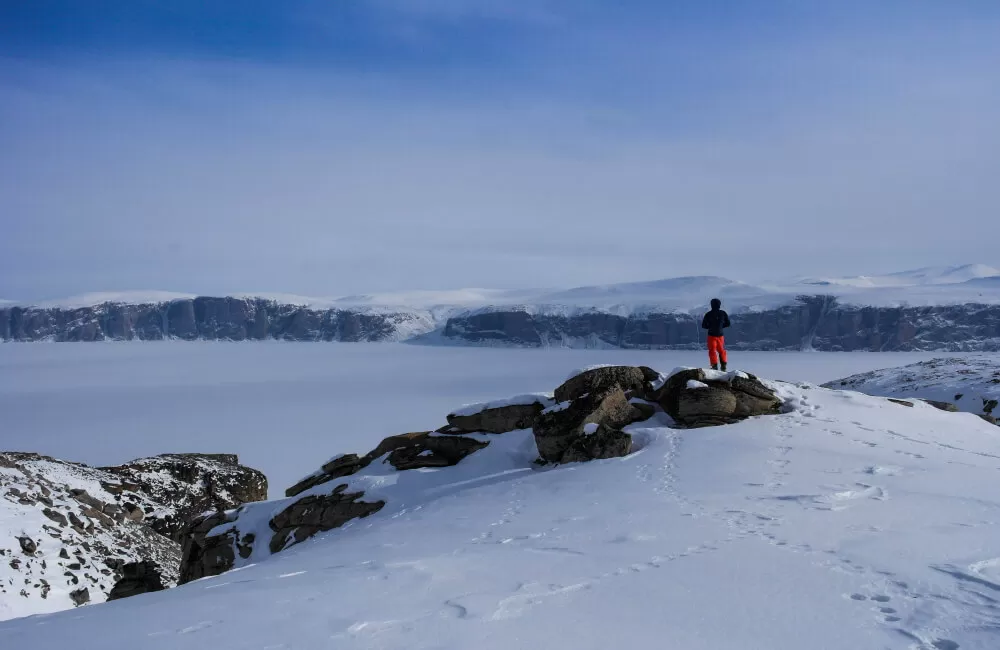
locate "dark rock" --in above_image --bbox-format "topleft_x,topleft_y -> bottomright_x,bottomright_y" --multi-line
100,453 -> 267,541
559,425 -> 633,464
888,398 -> 915,407
69,488 -> 106,510
658,369 -> 781,428
385,434 -> 489,471
984,399 -> 998,416
629,401 -> 657,423
532,388 -> 634,463
446,401 -> 547,434
977,414 -> 998,425
554,366 -> 648,403
122,502 -> 144,523
69,587 -> 90,606
107,561 -> 166,601
68,511 -> 86,531
17,536 -> 37,555
177,511 -> 240,584
287,432 -> 489,497
285,453 -> 366,498
42,508 -> 68,527
268,487 -> 386,554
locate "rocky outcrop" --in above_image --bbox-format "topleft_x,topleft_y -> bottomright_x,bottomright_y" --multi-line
652,369 -> 782,428
107,560 -> 166,601
175,364 -> 786,585
268,488 -> 385,554
180,430 -> 489,583
553,366 -> 657,403
99,454 -> 268,541
559,424 -> 633,464
442,299 -> 1000,351
532,389 -> 636,463
0,297 -> 432,342
284,433 -> 488,498
445,396 -> 554,434
0,451 -> 266,618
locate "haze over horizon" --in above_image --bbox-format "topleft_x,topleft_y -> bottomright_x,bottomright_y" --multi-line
2,1 -> 998,300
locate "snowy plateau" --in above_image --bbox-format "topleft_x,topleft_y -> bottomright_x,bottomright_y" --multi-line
3,264 -> 1000,350
1,344 -> 999,650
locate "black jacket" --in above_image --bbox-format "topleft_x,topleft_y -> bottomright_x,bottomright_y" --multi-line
701,308 -> 731,337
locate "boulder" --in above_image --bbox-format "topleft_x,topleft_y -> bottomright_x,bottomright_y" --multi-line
69,587 -> 90,607
888,398 -> 914,407
446,402 -> 546,434
107,561 -> 166,601
268,486 -> 385,554
286,433 -> 488,497
17,536 -> 37,555
658,369 -> 781,428
123,502 -> 144,523
532,388 -> 635,463
286,454 -> 367,497
42,508 -> 68,526
385,435 -> 489,471
559,424 -> 632,464
554,366 -> 655,403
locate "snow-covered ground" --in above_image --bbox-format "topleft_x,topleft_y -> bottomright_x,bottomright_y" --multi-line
0,343 -> 978,498
1,356 -> 999,649
825,357 -> 1000,416
10,263 -> 1000,314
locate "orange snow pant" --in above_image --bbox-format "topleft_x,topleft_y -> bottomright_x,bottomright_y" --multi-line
707,335 -> 727,366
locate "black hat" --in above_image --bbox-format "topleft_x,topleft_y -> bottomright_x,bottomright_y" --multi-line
710,298 -> 722,309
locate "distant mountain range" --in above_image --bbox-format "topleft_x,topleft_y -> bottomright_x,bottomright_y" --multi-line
2,264 -> 999,350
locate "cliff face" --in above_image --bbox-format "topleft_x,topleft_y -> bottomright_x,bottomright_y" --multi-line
0,297 -> 431,342
442,297 -> 1000,351
3,295 -> 1000,351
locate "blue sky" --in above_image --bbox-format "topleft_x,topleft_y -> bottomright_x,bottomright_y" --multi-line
1,1 -> 998,299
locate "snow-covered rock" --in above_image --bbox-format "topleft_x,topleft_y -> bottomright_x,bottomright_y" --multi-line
446,394 -> 555,434
0,452 -> 266,621
178,364 -> 783,585
823,356 -> 1000,420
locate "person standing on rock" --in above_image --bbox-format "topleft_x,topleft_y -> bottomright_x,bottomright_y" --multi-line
701,298 -> 731,371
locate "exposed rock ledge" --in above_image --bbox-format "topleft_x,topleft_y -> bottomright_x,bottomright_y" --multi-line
177,364 -> 782,583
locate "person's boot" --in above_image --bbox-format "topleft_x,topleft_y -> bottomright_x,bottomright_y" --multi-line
720,361 -> 727,372
711,363 -> 719,371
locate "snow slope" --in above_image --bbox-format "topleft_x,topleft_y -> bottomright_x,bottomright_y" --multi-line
796,264 -> 1000,289
824,356 -> 1000,415
2,371 -> 999,649
12,263 -> 1000,314
0,455 -> 179,621
30,291 -> 198,309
